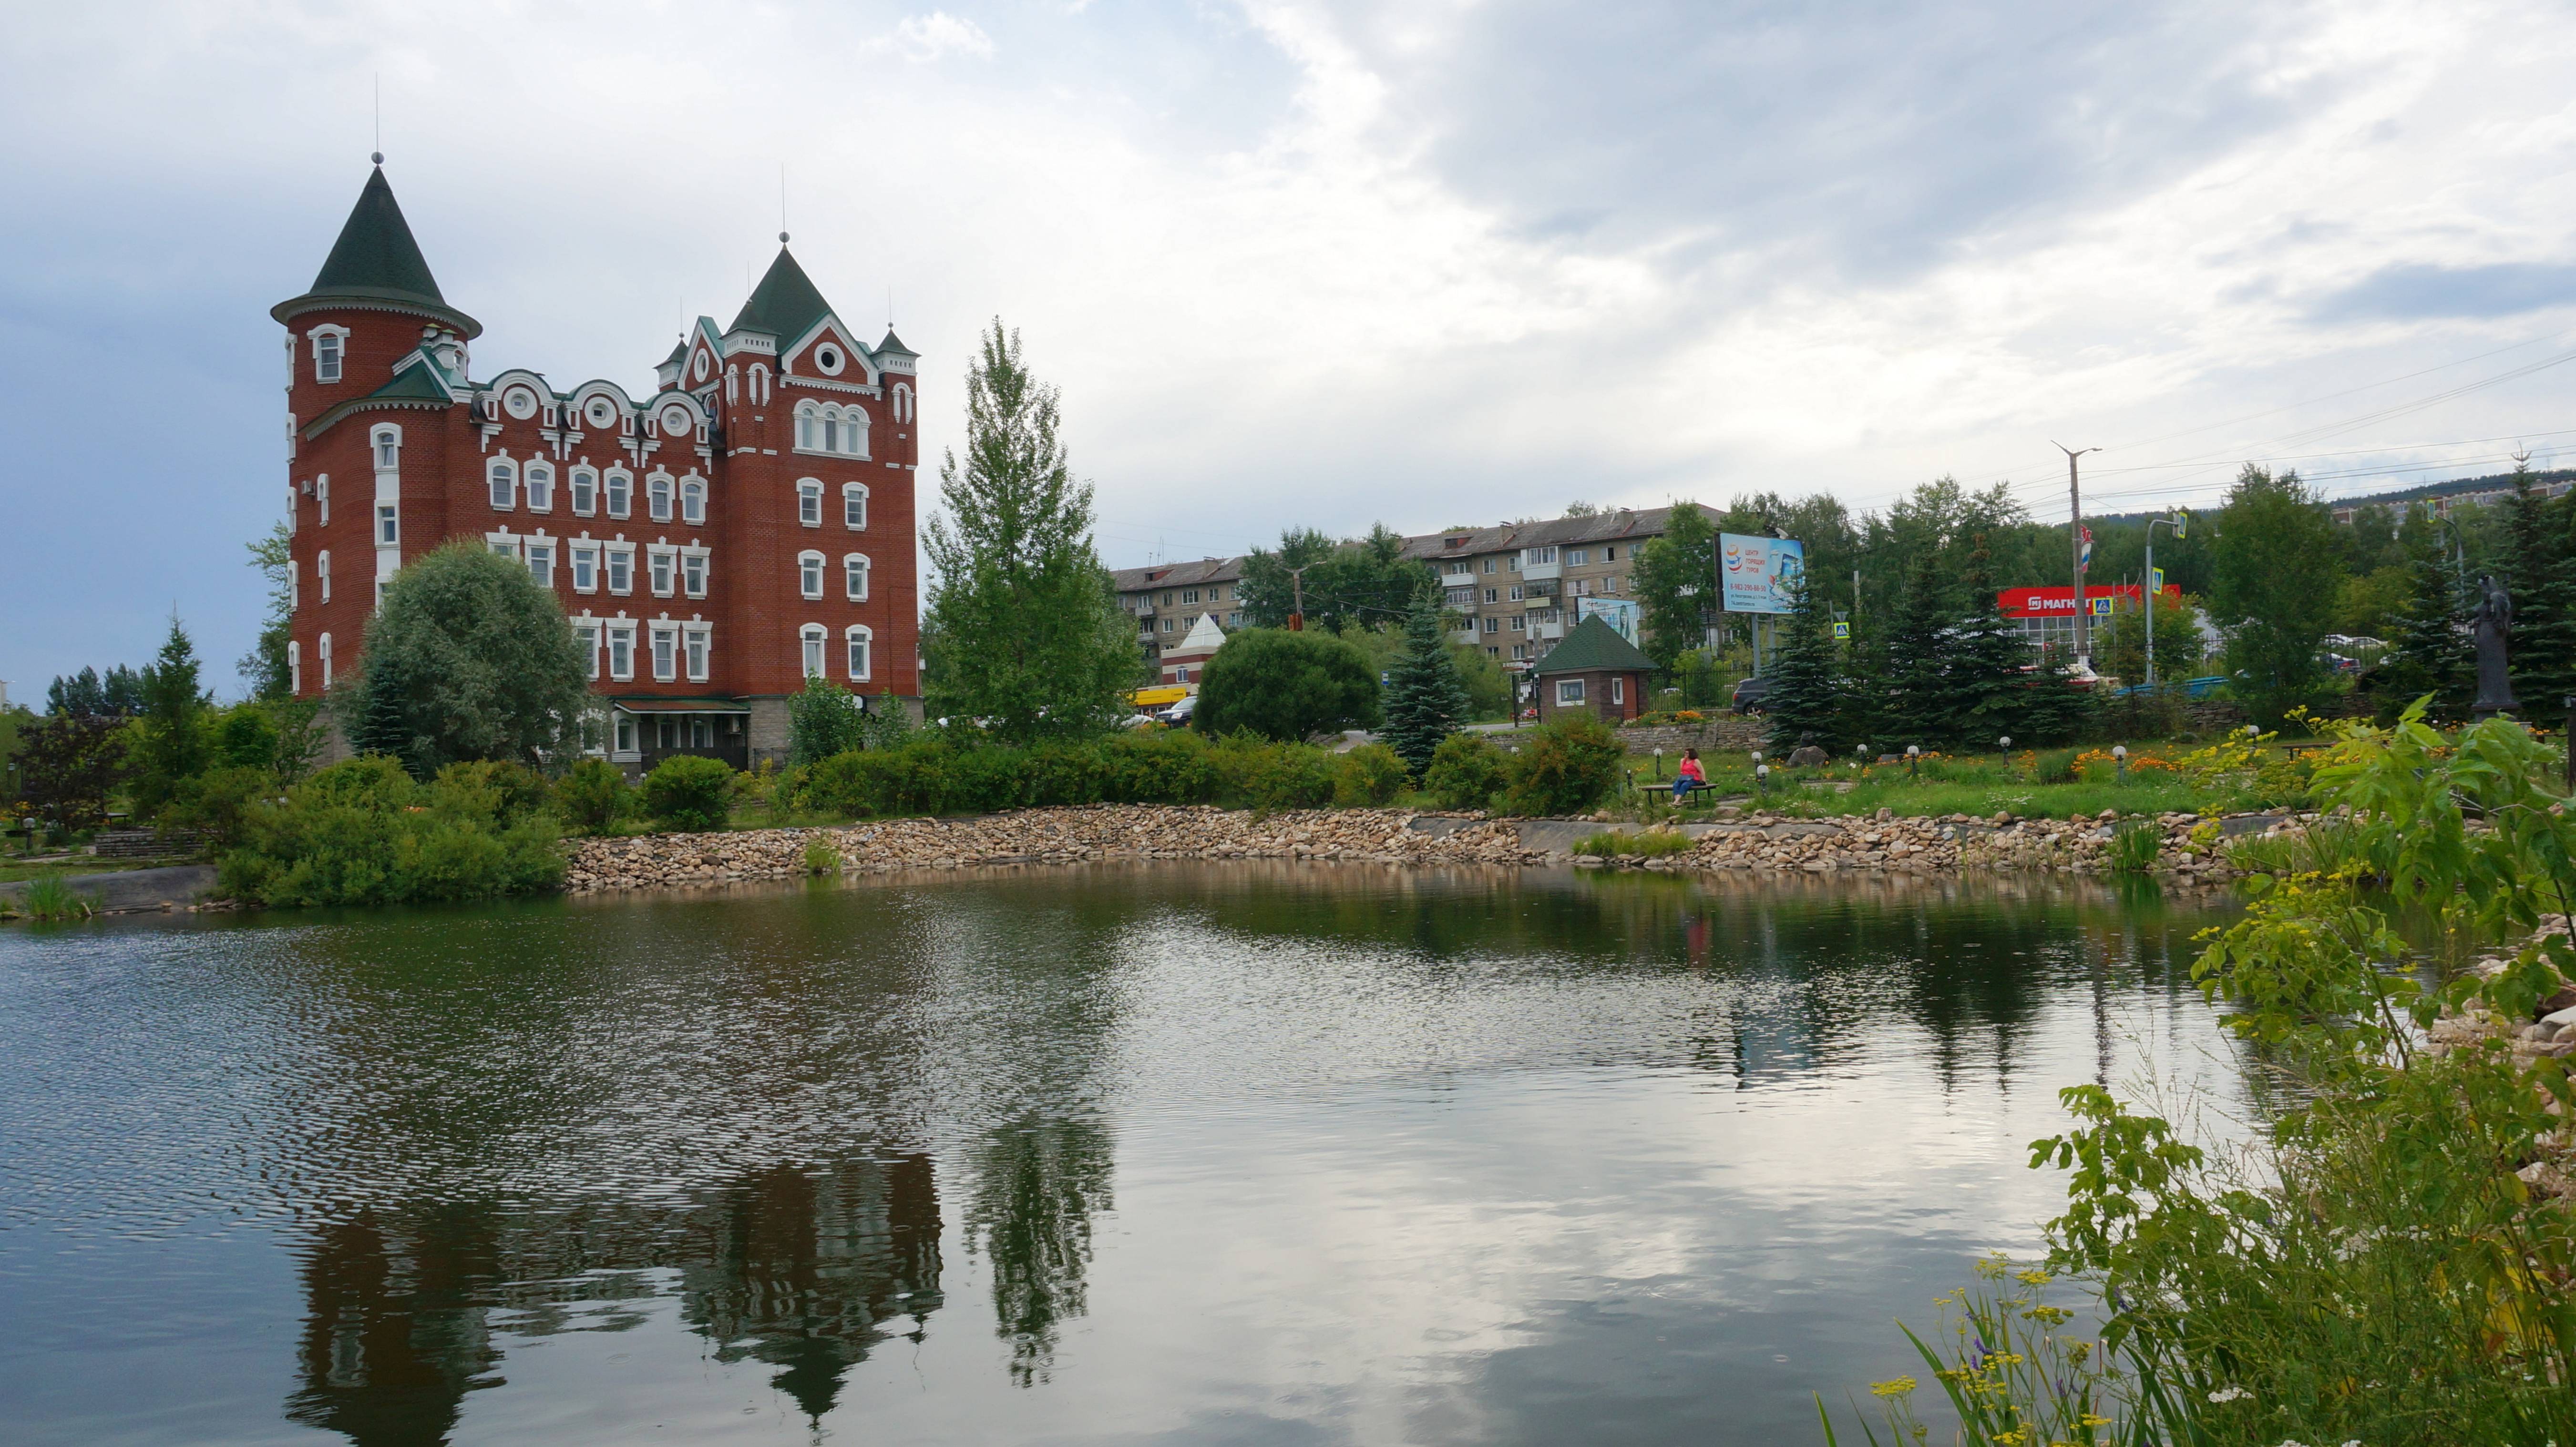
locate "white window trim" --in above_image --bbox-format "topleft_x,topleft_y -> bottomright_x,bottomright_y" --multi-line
604,469 -> 632,520
523,461 -> 555,512
845,624 -> 873,682
842,481 -> 868,530
800,623 -> 828,678
375,503 -> 399,547
648,623 -> 679,683
646,471 -> 675,523
575,618 -> 601,680
647,543 -> 677,597
679,477 -> 706,525
605,541 -> 636,596
318,632 -> 333,687
680,544 -> 710,599
797,479 -> 824,528
606,622 -> 636,682
682,622 -> 712,683
570,467 -> 598,517
842,552 -> 870,601
316,475 -> 330,526
318,549 -> 332,603
370,425 -> 401,471
488,456 -> 518,511
1556,678 -> 1585,705
798,549 -> 826,600
308,324 -> 349,384
570,542 -> 600,593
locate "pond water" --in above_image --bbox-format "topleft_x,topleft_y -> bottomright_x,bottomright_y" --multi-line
0,864 -> 2244,1447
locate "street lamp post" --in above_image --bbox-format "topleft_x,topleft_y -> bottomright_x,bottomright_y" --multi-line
2144,510 -> 2190,691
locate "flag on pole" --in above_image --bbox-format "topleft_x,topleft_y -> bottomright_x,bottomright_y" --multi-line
2079,525 -> 2094,569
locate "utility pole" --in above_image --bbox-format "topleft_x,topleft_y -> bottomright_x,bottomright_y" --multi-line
2144,509 -> 2188,691
1287,566 -> 1307,632
2056,442 -> 2101,665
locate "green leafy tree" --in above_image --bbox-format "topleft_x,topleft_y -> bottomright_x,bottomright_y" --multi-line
1632,501 -> 1719,670
344,540 -> 592,775
2210,464 -> 2346,724
1194,629 -> 1381,742
1422,731 -> 1507,809
642,754 -> 734,831
788,675 -> 871,765
1498,715 -> 1625,815
922,320 -> 1143,742
1763,572 -> 1846,754
1239,524 -> 1427,632
17,715 -> 127,830
1379,595 -> 1472,777
239,522 -> 296,700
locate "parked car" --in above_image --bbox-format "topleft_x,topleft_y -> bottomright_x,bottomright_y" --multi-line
1730,675 -> 1773,715
1157,695 -> 1198,726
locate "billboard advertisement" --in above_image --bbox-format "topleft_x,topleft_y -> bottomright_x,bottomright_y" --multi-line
1577,596 -> 1642,644
1719,533 -> 1805,614
1996,584 -> 2180,619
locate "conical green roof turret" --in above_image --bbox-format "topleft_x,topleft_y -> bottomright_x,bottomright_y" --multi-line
728,244 -> 837,346
273,165 -> 481,338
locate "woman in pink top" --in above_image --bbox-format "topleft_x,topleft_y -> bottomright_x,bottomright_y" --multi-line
1671,747 -> 1705,804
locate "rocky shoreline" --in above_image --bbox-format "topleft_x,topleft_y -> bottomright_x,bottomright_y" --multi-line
563,803 -> 2299,893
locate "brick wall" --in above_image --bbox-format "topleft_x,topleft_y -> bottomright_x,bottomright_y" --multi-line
1616,717 -> 1764,755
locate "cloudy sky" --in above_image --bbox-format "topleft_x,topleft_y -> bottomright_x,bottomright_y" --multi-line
9,0 -> 2576,696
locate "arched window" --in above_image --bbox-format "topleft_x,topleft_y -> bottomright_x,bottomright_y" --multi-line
371,427 -> 400,470
318,550 -> 331,602
797,479 -> 823,527
892,383 -> 912,424
845,625 -> 872,682
488,459 -> 517,510
318,632 -> 334,687
314,331 -> 342,383
288,641 -> 301,695
524,462 -> 554,511
647,476 -> 672,522
570,468 -> 597,515
821,408 -> 840,454
796,403 -> 818,451
842,406 -> 870,458
798,550 -> 826,599
316,475 -> 330,526
604,470 -> 631,518
680,479 -> 706,525
800,623 -> 828,678
843,552 -> 870,601
842,482 -> 868,530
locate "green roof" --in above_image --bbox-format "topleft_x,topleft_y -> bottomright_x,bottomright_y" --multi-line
1529,614 -> 1655,675
367,360 -> 455,402
272,166 -> 482,338
728,246 -> 836,344
877,328 -> 916,357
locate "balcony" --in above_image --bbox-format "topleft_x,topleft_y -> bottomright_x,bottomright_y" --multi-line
1530,619 -> 1566,641
1520,559 -> 1561,582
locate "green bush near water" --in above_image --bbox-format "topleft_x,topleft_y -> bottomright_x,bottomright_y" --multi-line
1421,732 -> 1507,810
790,728 -> 1346,817
642,755 -> 735,831
1331,744 -> 1408,807
1496,717 -> 1626,816
555,758 -> 635,834
217,756 -> 564,907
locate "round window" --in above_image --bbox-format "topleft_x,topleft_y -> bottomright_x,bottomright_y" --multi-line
585,398 -> 615,427
661,406 -> 694,437
504,387 -> 538,419
692,351 -> 710,381
814,344 -> 843,376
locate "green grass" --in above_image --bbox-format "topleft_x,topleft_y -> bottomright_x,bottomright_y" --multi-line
1571,827 -> 1696,858
0,856 -> 188,884
1624,748 -> 2260,820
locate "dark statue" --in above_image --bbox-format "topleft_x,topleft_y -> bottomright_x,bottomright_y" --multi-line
1786,731 -> 1830,768
2472,572 -> 2519,718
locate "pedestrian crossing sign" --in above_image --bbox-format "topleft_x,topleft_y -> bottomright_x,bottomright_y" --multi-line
1833,621 -> 1850,639
2090,596 -> 2114,617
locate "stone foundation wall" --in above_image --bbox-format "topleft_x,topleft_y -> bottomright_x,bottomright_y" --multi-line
1617,718 -> 1765,755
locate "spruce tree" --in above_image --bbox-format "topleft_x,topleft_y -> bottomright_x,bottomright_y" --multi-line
1947,535 -> 2034,745
1879,548 -> 1958,750
1764,572 -> 1845,754
1380,594 -> 1472,778
2504,462 -> 2576,710
2378,514 -> 2473,723
922,321 -> 1145,741
2020,642 -> 2100,745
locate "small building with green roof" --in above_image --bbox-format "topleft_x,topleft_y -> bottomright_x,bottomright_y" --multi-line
1528,614 -> 1655,724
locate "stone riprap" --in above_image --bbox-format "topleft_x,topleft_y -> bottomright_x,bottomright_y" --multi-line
563,803 -> 2292,893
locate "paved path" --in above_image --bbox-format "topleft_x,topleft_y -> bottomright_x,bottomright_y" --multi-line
0,864 -> 219,914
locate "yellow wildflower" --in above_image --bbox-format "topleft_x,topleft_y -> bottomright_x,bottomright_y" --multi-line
1868,1376 -> 1917,1398
2016,1269 -> 2052,1286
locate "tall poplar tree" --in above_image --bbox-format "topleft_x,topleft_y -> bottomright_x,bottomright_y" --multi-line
1632,501 -> 1719,670
922,321 -> 1144,741
2210,464 -> 2344,724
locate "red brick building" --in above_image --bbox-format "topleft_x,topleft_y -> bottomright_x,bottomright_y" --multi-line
273,163 -> 920,770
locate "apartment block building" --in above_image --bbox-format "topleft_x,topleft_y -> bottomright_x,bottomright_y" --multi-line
1110,557 -> 1248,674
1402,505 -> 1715,669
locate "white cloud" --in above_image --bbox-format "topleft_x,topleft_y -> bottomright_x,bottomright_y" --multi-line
894,10 -> 995,62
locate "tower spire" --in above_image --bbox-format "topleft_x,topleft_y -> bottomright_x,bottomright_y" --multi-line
272,165 -> 480,337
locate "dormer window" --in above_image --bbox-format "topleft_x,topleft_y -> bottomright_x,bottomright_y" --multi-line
314,331 -> 342,383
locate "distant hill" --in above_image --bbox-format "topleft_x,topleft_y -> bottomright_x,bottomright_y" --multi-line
2087,468 -> 2576,527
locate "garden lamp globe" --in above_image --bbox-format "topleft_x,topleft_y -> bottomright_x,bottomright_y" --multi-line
1999,735 -> 2012,751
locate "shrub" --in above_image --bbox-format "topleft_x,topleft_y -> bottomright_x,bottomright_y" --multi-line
1421,732 -> 1506,810
556,758 -> 633,834
642,754 -> 736,831
788,675 -> 871,766
2033,746 -> 2082,784
1571,827 -> 1693,858
1498,717 -> 1625,816
1332,743 -> 1408,806
790,729 -> 1344,818
158,763 -> 277,849
1194,629 -> 1382,741
2105,816 -> 2160,873
802,835 -> 842,874
19,876 -> 100,922
1210,732 -> 1334,811
216,755 -> 564,907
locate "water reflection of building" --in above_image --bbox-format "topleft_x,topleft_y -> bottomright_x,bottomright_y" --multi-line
284,1152 -> 942,1444
683,1155 -> 944,1420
